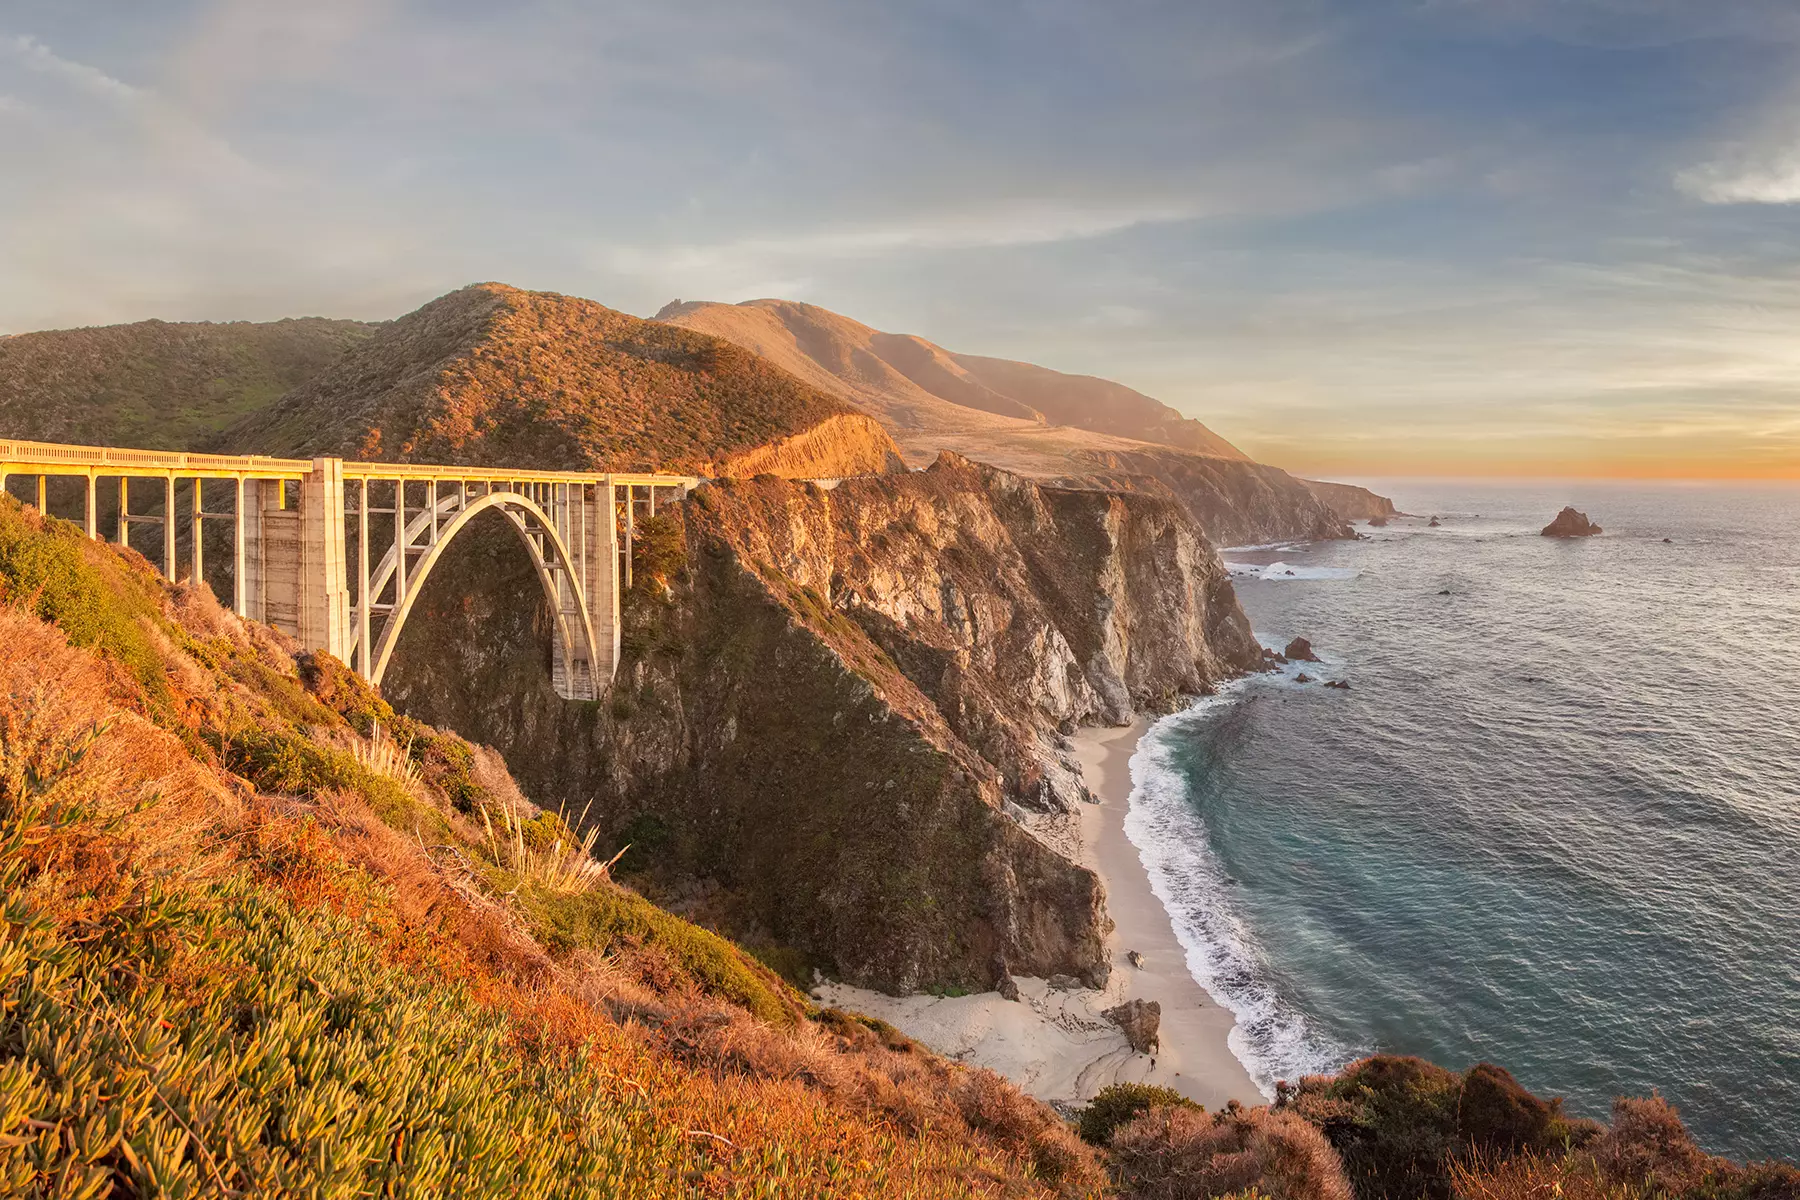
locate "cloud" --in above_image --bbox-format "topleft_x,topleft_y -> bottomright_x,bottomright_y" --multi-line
3,33 -> 143,102
1677,139 -> 1800,204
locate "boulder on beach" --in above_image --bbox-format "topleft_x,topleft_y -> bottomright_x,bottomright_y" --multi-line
1105,998 -> 1162,1054
1541,506 -> 1602,537
1284,637 -> 1321,663
1324,680 -> 1351,690
1295,673 -> 1314,684
1428,515 -> 1442,527
1369,515 -> 1389,527
1126,950 -> 1144,969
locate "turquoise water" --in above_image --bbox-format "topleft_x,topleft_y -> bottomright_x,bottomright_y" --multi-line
1130,481 -> 1800,1162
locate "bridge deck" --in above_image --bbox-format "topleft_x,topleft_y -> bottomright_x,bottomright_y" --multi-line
0,436 -> 698,489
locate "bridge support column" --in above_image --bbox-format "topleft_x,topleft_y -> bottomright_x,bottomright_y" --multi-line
297,458 -> 352,663
584,480 -> 620,686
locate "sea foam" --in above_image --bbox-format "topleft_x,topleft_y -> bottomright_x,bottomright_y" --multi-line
1225,560 -> 1362,582
1125,687 -> 1359,1094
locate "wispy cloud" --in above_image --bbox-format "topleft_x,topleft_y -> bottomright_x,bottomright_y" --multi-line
3,33 -> 142,102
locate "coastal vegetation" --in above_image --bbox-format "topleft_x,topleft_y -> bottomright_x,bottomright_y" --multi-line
0,316 -> 373,450
0,495 -> 1105,1197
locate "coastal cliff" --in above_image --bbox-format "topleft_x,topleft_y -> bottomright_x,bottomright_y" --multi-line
1303,478 -> 1398,523
381,454 -> 1262,992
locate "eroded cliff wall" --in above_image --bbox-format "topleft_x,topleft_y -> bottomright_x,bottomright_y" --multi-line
1302,478 -> 1398,523
381,455 -> 1261,993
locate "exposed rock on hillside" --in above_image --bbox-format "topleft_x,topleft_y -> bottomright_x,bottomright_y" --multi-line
221,284 -> 900,478
0,316 -> 373,449
381,454 -> 1262,992
658,297 -> 1366,544
1304,478 -> 1398,523
1542,506 -> 1602,537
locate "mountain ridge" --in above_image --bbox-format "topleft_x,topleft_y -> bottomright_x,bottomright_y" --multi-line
220,284 -> 900,478
656,297 -> 1368,544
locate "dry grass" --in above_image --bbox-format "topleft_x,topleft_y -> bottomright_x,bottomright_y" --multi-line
1110,1103 -> 1355,1200
348,721 -> 424,792
1450,1152 -> 1648,1200
480,798 -> 615,894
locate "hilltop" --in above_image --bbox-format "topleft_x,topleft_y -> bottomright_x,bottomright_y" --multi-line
0,316 -> 374,449
656,298 -> 1372,544
220,284 -> 901,477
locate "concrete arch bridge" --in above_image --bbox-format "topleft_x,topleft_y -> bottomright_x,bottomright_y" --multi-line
0,438 -> 697,699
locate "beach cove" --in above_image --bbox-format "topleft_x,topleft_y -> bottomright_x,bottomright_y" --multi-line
813,719 -> 1263,1110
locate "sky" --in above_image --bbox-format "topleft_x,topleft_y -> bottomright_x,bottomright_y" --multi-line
5,1 -> 1800,478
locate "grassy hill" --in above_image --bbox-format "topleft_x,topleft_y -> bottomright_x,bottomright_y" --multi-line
0,316 -> 374,449
221,284 -> 900,476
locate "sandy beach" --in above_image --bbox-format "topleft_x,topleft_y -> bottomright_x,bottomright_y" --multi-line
814,718 -> 1263,1109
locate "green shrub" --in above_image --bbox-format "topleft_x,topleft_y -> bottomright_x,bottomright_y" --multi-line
513,882 -> 797,1026
215,724 -> 450,841
1458,1062 -> 1559,1156
630,512 -> 686,592
0,496 -> 168,698
1291,1055 -> 1464,1200
1078,1082 -> 1203,1146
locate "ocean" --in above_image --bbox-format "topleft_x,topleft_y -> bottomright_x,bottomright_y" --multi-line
1129,480 -> 1800,1162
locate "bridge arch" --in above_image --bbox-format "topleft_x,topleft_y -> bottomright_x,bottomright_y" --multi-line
361,490 -> 601,694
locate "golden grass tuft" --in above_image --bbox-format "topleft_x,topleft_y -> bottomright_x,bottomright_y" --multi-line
480,799 -> 613,894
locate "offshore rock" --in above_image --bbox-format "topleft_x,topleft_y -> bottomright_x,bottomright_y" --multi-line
1284,637 -> 1321,663
1542,507 -> 1602,537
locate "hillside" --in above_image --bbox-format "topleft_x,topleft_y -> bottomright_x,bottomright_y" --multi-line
655,298 -> 1246,458
0,493 -> 1103,1197
656,298 -> 1356,544
0,316 -> 373,449
4,486 -> 1792,1199
221,284 -> 902,477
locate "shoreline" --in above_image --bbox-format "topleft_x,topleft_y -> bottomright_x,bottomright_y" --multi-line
812,716 -> 1262,1109
1070,719 -> 1263,1108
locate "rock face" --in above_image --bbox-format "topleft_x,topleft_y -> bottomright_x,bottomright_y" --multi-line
1541,507 -> 1602,538
1302,479 -> 1398,523
382,453 -> 1263,994
1105,998 -> 1162,1053
1284,637 -> 1321,663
